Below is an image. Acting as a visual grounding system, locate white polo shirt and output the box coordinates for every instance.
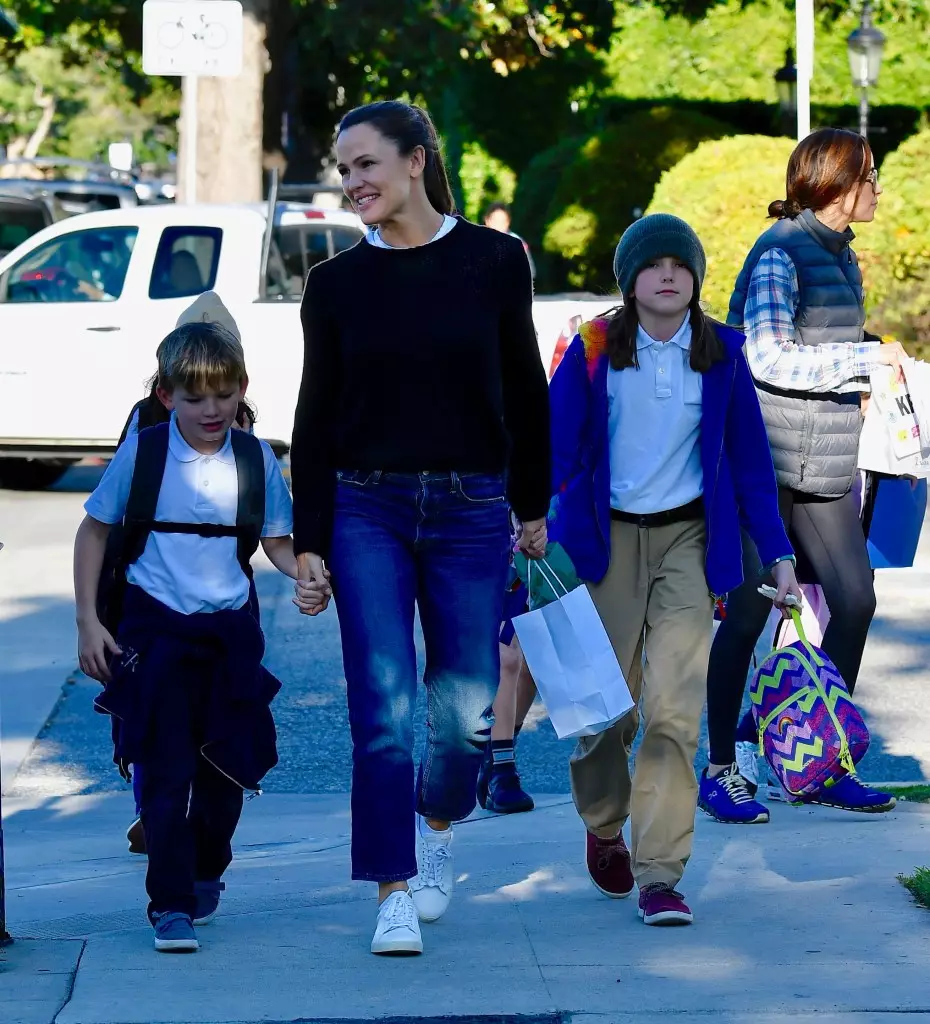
[86,414,293,615]
[607,317,704,515]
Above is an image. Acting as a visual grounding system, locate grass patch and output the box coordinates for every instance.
[887,784,930,803]
[898,867,930,909]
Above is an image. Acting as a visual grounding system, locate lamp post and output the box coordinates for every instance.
[847,2,886,138]
[774,48,798,137]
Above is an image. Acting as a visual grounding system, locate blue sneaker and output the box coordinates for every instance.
[699,765,770,824]
[193,880,225,925]
[808,774,896,813]
[152,911,199,953]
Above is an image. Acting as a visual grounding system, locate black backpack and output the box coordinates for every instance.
[96,419,266,632]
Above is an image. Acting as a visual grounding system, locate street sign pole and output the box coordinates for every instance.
[182,74,199,204]
[142,1,244,204]
[796,0,814,141]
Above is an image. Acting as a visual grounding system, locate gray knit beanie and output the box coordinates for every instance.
[613,213,706,300]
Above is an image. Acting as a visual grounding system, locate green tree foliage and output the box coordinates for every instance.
[541,106,734,292]
[510,135,585,291]
[0,6,176,168]
[856,128,930,346]
[459,142,516,223]
[646,135,796,317]
[605,0,930,110]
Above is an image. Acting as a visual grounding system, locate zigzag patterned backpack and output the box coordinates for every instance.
[749,608,870,799]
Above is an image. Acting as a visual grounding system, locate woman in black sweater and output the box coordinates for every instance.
[290,101,550,957]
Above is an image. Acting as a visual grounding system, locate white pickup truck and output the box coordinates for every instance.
[0,201,609,488]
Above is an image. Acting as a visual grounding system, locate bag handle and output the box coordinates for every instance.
[783,605,824,667]
[527,556,570,608]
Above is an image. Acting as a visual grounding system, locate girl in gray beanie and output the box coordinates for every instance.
[545,214,799,926]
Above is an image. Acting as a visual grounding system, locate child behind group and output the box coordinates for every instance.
[547,214,800,925]
[74,320,326,952]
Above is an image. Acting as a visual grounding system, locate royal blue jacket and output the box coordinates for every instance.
[547,317,792,599]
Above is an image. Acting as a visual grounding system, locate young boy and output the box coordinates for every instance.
[74,321,328,952]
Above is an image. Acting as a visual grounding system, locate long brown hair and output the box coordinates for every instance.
[604,295,724,373]
[770,127,873,219]
[337,101,455,216]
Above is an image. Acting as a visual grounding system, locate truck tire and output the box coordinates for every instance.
[0,458,74,491]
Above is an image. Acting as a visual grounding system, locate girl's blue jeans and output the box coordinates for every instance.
[329,470,511,882]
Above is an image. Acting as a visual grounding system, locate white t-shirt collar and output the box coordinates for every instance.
[365,214,457,249]
[168,412,235,465]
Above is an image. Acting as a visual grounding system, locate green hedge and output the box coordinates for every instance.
[647,135,796,317]
[540,106,734,292]
[510,135,585,292]
[458,141,517,223]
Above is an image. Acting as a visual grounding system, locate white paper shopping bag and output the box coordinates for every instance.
[512,559,634,740]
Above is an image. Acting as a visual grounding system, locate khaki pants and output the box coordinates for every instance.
[570,517,713,888]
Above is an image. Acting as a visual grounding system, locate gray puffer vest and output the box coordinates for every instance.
[728,209,866,498]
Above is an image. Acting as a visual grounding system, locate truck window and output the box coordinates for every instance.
[150,226,222,299]
[0,226,138,303]
[0,204,48,259]
[264,222,363,299]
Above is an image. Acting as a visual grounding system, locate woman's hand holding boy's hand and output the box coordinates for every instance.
[77,617,121,683]
[294,552,332,616]
[517,517,548,560]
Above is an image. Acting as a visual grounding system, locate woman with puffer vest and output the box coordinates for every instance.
[700,128,906,824]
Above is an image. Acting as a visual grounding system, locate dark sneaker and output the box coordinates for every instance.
[193,880,226,925]
[638,883,693,926]
[477,760,535,814]
[586,830,634,899]
[152,911,199,953]
[699,765,769,824]
[126,817,146,855]
[809,774,897,813]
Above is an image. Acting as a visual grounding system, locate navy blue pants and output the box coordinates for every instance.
[139,644,245,921]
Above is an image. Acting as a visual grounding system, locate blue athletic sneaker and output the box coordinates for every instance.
[152,911,199,953]
[699,765,770,824]
[808,774,897,813]
[193,880,225,925]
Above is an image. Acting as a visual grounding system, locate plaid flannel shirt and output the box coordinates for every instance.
[743,248,879,394]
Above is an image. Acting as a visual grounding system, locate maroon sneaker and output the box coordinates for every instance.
[638,882,693,925]
[586,830,634,899]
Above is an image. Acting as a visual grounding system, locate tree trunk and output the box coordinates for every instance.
[178,0,270,203]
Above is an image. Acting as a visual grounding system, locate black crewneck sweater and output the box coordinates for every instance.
[290,219,551,557]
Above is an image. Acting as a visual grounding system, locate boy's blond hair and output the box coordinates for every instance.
[156,321,247,395]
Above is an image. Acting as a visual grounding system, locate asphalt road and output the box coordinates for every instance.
[3,462,928,811]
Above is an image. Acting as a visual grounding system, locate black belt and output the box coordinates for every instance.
[610,497,704,529]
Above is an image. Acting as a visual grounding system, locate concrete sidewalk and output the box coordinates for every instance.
[3,789,929,1023]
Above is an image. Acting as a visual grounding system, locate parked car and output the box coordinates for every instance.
[0,193,54,260]
[0,157,139,217]
[0,201,607,488]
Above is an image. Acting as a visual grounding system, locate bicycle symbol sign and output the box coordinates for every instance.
[142,1,243,77]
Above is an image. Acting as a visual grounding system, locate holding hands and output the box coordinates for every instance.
[294,552,333,616]
[516,517,548,560]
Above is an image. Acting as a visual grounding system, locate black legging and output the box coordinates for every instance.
[706,486,877,767]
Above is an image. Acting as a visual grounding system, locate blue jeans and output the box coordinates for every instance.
[329,470,511,882]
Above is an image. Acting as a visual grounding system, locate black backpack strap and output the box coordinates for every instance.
[123,423,170,567]
[231,430,266,576]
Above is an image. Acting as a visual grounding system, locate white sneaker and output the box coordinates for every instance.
[409,815,454,923]
[370,890,423,956]
[766,773,790,802]
[734,741,760,795]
